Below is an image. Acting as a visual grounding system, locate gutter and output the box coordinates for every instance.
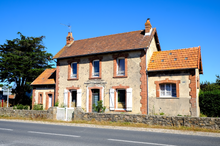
[53,48,146,60]
[147,68,197,72]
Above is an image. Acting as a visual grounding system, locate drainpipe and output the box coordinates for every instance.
[144,47,149,115]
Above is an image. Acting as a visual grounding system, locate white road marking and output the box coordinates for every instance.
[28,131,80,138]
[108,139,176,146]
[0,128,13,131]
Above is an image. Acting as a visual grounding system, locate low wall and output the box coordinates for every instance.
[0,107,57,120]
[74,108,220,130]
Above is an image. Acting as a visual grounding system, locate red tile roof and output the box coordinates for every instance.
[148,47,203,73]
[53,28,160,59]
[31,68,56,85]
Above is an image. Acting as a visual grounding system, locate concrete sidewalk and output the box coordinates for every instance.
[0,119,219,138]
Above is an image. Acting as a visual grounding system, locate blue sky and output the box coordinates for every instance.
[0,0,219,83]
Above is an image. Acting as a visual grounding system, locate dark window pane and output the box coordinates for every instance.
[93,61,99,76]
[71,63,77,78]
[172,84,176,97]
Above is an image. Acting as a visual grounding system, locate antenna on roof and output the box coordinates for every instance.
[60,23,71,32]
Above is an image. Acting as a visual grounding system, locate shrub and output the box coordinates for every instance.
[199,90,220,117]
[33,104,43,110]
[160,112,164,115]
[55,101,59,107]
[13,104,29,110]
[92,100,106,113]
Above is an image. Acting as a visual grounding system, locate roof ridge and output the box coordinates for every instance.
[73,29,145,42]
[157,46,200,53]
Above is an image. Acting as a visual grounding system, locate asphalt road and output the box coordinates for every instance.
[0,121,219,146]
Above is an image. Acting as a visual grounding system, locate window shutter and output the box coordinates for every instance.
[109,89,115,110]
[64,89,68,107]
[126,88,132,111]
[77,89,82,107]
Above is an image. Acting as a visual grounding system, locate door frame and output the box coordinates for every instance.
[88,86,103,112]
[46,91,54,110]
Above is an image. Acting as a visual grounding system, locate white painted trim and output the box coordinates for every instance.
[86,86,89,112]
[116,57,125,76]
[145,28,153,36]
[92,60,100,77]
[102,87,104,106]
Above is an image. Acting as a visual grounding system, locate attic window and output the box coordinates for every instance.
[169,53,172,55]
[185,57,188,60]
[161,59,164,62]
[174,58,177,61]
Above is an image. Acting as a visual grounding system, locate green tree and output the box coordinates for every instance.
[0,32,53,105]
[216,75,220,85]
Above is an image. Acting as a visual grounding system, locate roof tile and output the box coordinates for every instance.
[31,69,56,85]
[148,47,201,71]
[53,29,157,59]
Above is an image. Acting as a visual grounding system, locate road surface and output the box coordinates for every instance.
[0,120,219,146]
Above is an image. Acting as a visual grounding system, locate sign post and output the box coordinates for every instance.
[1,99,3,107]
[7,88,9,107]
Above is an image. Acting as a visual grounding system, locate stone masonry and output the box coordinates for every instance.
[0,107,57,120]
[74,107,220,130]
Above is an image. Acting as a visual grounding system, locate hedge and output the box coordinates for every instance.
[199,90,220,117]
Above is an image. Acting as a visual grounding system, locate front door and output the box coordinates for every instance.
[48,94,52,108]
[92,89,99,112]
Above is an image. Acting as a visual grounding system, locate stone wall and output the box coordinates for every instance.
[0,107,57,120]
[74,107,220,130]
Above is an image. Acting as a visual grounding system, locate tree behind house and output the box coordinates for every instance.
[0,32,53,105]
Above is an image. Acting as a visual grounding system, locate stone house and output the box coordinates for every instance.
[31,68,56,110]
[31,19,203,116]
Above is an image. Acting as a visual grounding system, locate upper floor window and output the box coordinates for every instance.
[71,62,77,78]
[67,59,79,80]
[117,58,125,76]
[93,60,100,77]
[160,84,176,97]
[89,57,102,79]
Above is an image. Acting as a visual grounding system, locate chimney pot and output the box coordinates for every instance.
[145,18,152,35]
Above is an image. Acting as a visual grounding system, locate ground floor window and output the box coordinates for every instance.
[160,84,176,97]
[71,91,77,107]
[117,89,126,109]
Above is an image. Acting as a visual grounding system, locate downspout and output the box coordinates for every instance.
[144,47,149,115]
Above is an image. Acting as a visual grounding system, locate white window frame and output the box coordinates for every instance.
[92,60,99,77]
[160,84,176,97]
[71,62,77,78]
[117,57,125,76]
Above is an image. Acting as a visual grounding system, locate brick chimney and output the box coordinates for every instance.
[66,32,74,45]
[145,18,152,35]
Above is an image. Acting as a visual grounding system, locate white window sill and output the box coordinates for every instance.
[157,97,178,99]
